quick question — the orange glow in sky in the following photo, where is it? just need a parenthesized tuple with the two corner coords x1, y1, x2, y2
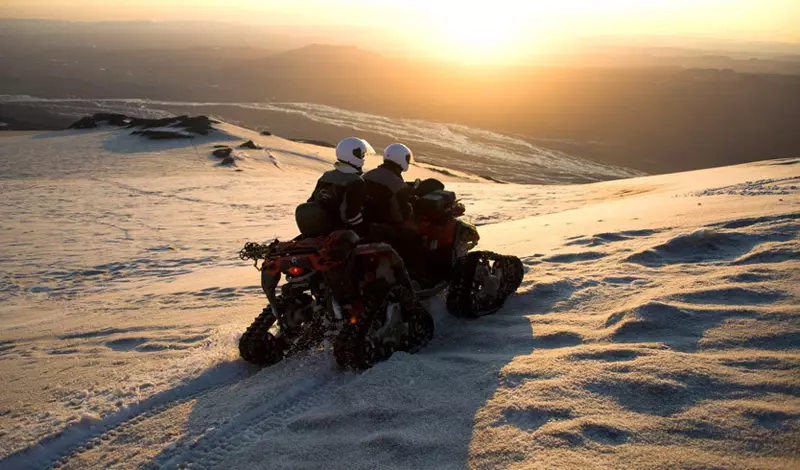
(2, 0, 798, 63)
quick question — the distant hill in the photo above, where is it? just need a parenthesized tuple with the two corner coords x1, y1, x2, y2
(258, 44, 391, 77)
(269, 44, 379, 63)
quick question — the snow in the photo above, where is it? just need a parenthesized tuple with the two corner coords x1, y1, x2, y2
(0, 123, 798, 469)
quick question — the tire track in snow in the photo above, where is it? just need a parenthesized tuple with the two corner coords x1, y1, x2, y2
(1, 362, 249, 470)
(157, 300, 458, 468)
(51, 395, 198, 469)
(28, 355, 347, 469)
(155, 366, 343, 469)
(91, 178, 269, 211)
(9, 298, 488, 469)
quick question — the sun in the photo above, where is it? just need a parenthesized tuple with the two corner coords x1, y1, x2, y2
(427, 4, 528, 64)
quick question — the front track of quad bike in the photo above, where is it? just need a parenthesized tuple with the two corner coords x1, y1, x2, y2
(239, 307, 288, 366)
(446, 251, 524, 318)
(334, 286, 434, 370)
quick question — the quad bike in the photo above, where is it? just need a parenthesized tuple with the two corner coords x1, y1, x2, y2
(406, 180, 525, 317)
(238, 231, 434, 370)
(237, 179, 524, 370)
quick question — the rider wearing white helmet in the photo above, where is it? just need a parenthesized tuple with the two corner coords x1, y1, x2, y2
(335, 137, 375, 172)
(383, 143, 413, 172)
(363, 143, 414, 224)
(307, 137, 375, 234)
(363, 143, 428, 281)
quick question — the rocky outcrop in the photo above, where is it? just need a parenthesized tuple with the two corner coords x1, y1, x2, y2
(68, 113, 131, 129)
(105, 114, 131, 126)
(212, 147, 233, 158)
(69, 116, 98, 129)
(239, 140, 261, 149)
(67, 114, 219, 139)
(126, 115, 217, 136)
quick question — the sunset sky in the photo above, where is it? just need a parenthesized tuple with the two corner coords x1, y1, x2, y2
(3, 0, 798, 62)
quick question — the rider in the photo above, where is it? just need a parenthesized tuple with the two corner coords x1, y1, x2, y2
(363, 143, 414, 225)
(363, 143, 427, 283)
(307, 137, 375, 236)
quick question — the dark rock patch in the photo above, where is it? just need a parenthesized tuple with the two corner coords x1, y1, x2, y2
(68, 116, 98, 129)
(213, 148, 233, 158)
(68, 113, 218, 138)
(68, 113, 131, 129)
(239, 140, 261, 149)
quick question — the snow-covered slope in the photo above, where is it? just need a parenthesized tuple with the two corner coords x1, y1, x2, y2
(0, 124, 798, 470)
(0, 95, 646, 184)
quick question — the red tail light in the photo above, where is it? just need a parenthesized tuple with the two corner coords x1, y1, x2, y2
(287, 266, 305, 277)
(347, 300, 364, 325)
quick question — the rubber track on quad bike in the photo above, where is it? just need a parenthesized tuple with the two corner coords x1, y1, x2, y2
(334, 286, 434, 370)
(446, 251, 524, 318)
(239, 307, 286, 366)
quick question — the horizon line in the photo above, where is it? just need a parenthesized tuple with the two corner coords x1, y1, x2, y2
(1, 17, 799, 47)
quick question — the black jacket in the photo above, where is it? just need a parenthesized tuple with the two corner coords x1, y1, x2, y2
(363, 162, 413, 225)
(309, 168, 366, 230)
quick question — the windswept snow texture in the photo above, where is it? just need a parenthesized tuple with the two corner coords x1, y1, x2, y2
(1, 125, 799, 470)
(0, 95, 644, 184)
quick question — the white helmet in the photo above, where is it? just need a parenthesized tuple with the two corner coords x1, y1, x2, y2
(335, 137, 375, 169)
(383, 143, 413, 172)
